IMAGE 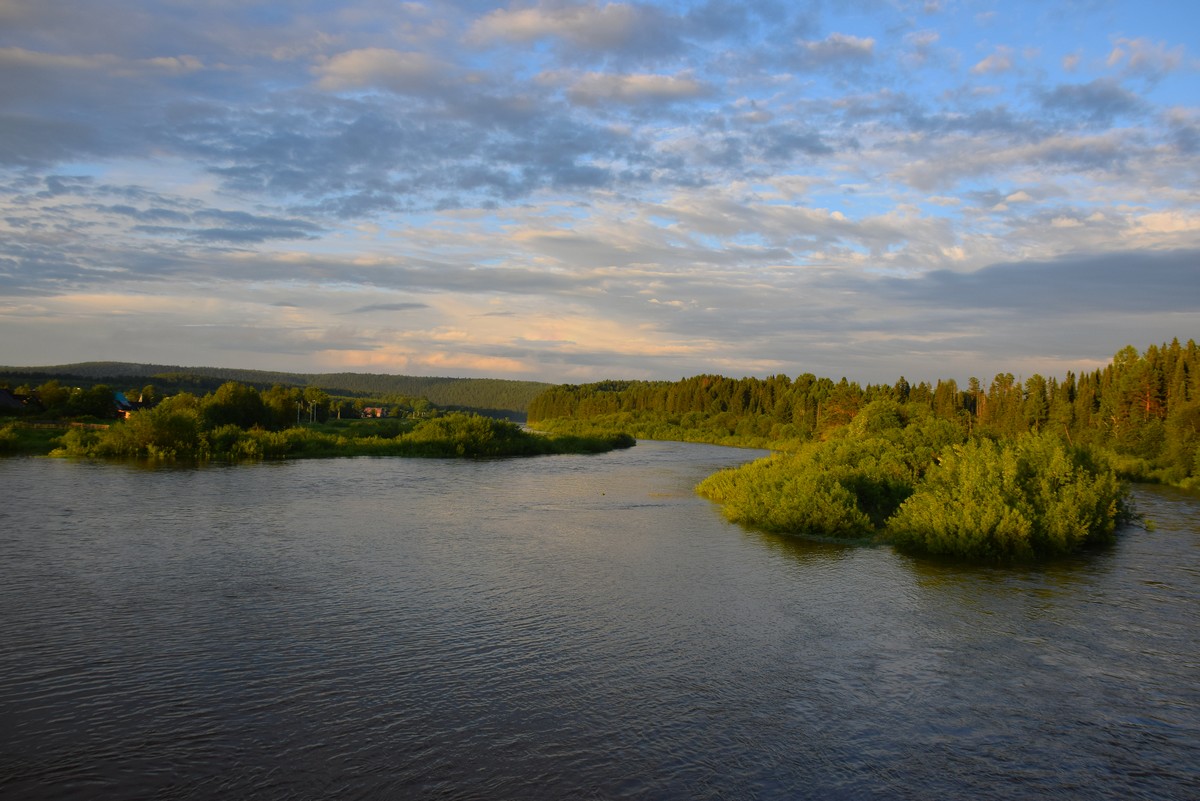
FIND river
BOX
[1,441,1197,799]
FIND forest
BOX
[529,339,1200,488]
[527,339,1197,560]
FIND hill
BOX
[0,362,549,420]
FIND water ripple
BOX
[1,450,1198,799]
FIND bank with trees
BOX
[0,380,633,460]
[527,340,1194,560]
[529,339,1200,489]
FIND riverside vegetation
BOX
[693,401,1128,560]
[0,381,633,461]
[4,339,1192,560]
[527,340,1199,560]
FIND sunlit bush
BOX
[887,432,1128,559]
[698,400,966,539]
[0,425,17,453]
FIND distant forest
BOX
[528,339,1200,486]
[0,362,549,420]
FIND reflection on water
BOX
[742,528,859,566]
[1,447,1198,800]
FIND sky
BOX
[1,0,1198,385]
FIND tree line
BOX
[0,362,549,419]
[1,379,439,424]
[0,380,633,461]
[529,338,1200,486]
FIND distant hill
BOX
[0,362,550,420]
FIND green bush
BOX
[697,400,965,539]
[697,403,1127,560]
[698,451,876,539]
[886,433,1128,559]
[43,408,631,462]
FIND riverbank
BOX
[1,414,636,461]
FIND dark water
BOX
[1,442,1198,800]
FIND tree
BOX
[259,384,302,429]
[35,380,71,413]
[202,382,266,429]
[67,384,116,418]
[1024,374,1049,432]
[302,387,330,423]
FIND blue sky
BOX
[1,0,1197,384]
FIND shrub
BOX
[697,453,875,539]
[886,432,1128,560]
[696,401,967,539]
[0,425,17,453]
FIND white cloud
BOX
[0,46,204,76]
[313,48,444,93]
[2,0,1198,383]
[904,30,940,66]
[468,2,643,50]
[796,32,876,68]
[1132,211,1200,235]
[1107,37,1185,78]
[559,71,710,105]
[971,45,1013,75]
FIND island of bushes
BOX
[693,400,1128,560]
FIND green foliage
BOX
[0,362,548,419]
[35,380,71,412]
[46,408,632,462]
[0,425,17,453]
[71,402,204,460]
[697,400,966,539]
[887,433,1128,560]
[697,402,1126,560]
[530,337,1200,489]
[202,381,267,429]
[697,454,875,539]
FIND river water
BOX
[1,441,1197,800]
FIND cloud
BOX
[467,1,677,57]
[1165,107,1200,155]
[794,32,875,70]
[882,249,1200,314]
[187,210,321,243]
[1039,78,1145,125]
[971,45,1013,75]
[1132,211,1200,236]
[903,30,940,66]
[0,113,101,166]
[893,130,1139,191]
[0,46,204,77]
[313,48,447,94]
[1106,37,1185,80]
[345,302,430,314]
[560,71,711,105]
[2,0,1198,383]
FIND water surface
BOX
[1,443,1197,799]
